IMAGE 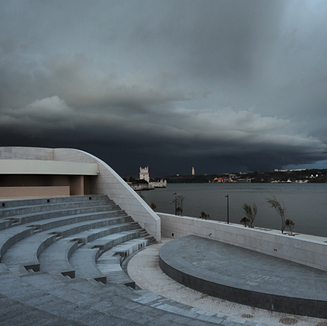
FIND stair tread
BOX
[70,230,142,279]
[39,223,138,275]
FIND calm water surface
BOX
[142,183,327,237]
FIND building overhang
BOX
[0,159,99,176]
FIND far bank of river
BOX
[141,183,327,238]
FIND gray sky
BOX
[1,0,327,176]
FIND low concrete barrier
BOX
[159,212,327,271]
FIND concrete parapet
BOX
[159,212,327,271]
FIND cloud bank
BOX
[1,0,327,175]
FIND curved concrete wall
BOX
[0,147,160,241]
[54,148,160,241]
[159,212,327,271]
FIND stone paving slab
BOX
[2,261,256,325]
[159,235,327,318]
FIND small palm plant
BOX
[285,219,295,236]
[199,211,210,220]
[242,203,257,228]
[240,216,250,227]
[266,196,286,234]
[171,193,185,216]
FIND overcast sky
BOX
[1,0,327,176]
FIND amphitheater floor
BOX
[127,238,327,326]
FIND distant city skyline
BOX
[1,1,327,176]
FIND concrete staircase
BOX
[0,195,265,326]
[0,195,153,282]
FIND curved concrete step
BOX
[39,238,79,278]
[3,232,58,273]
[0,225,35,262]
[50,216,133,238]
[7,204,122,226]
[0,214,131,264]
[0,203,122,233]
[39,223,138,277]
[0,195,110,212]
[70,230,142,282]
[30,209,126,232]
[2,219,136,270]
[97,238,148,286]
[0,196,113,219]
[0,219,11,231]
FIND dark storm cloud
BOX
[1,0,327,175]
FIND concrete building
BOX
[0,147,160,241]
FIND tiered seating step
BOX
[69,230,142,283]
[97,238,149,287]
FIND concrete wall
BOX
[0,173,94,196]
[159,212,327,271]
[0,149,98,196]
[0,159,98,175]
[54,148,160,241]
[53,149,160,241]
[0,186,70,198]
[0,147,54,160]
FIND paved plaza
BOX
[128,238,327,326]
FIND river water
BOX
[142,183,327,237]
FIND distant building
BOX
[139,167,150,183]
[192,167,195,175]
[139,166,167,188]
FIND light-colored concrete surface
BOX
[159,212,327,271]
[128,238,327,326]
[54,148,161,241]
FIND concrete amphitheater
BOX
[1,147,327,326]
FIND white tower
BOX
[139,167,150,183]
[192,167,195,175]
